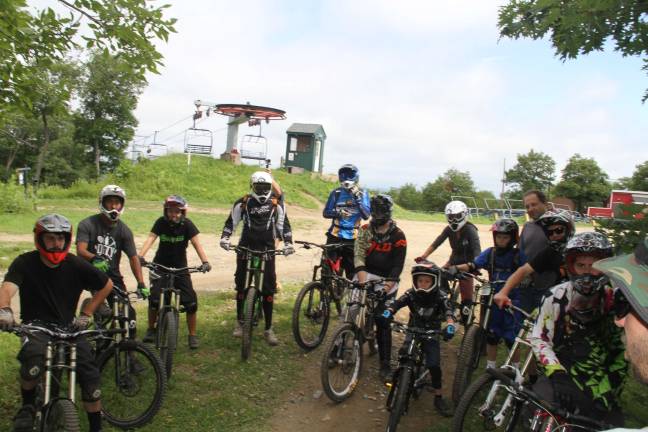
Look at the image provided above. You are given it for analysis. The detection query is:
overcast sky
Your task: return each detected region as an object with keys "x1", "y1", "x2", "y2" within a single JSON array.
[{"x1": 131, "y1": 0, "x2": 648, "y2": 195}]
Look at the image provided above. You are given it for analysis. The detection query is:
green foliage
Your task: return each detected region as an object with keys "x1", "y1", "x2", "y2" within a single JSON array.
[
  {"x1": 38, "y1": 155, "x2": 337, "y2": 209},
  {"x1": 595, "y1": 204, "x2": 648, "y2": 254},
  {"x1": 391, "y1": 182, "x2": 422, "y2": 210},
  {"x1": 0, "y1": 177, "x2": 32, "y2": 213},
  {"x1": 553, "y1": 154, "x2": 610, "y2": 212},
  {"x1": 0, "y1": 0, "x2": 177, "y2": 105},
  {"x1": 629, "y1": 160, "x2": 648, "y2": 191},
  {"x1": 504, "y1": 149, "x2": 555, "y2": 199},
  {"x1": 421, "y1": 168, "x2": 477, "y2": 212},
  {"x1": 498, "y1": 0, "x2": 648, "y2": 101}
]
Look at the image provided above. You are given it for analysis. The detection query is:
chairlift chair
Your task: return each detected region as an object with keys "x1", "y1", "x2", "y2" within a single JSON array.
[{"x1": 183, "y1": 128, "x2": 213, "y2": 155}]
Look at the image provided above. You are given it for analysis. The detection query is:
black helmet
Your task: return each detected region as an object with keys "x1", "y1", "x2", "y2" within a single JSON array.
[
  {"x1": 164, "y1": 195, "x2": 188, "y2": 224},
  {"x1": 537, "y1": 210, "x2": 575, "y2": 252},
  {"x1": 370, "y1": 194, "x2": 393, "y2": 226},
  {"x1": 490, "y1": 218, "x2": 519, "y2": 249},
  {"x1": 411, "y1": 262, "x2": 442, "y2": 293},
  {"x1": 565, "y1": 232, "x2": 613, "y2": 296}
]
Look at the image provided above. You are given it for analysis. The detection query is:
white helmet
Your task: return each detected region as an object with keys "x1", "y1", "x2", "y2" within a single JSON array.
[
  {"x1": 99, "y1": 184, "x2": 126, "y2": 221},
  {"x1": 250, "y1": 171, "x2": 273, "y2": 204},
  {"x1": 445, "y1": 200, "x2": 468, "y2": 232}
]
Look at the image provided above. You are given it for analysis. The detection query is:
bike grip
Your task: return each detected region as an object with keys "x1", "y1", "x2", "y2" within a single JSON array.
[
  {"x1": 486, "y1": 367, "x2": 514, "y2": 385},
  {"x1": 446, "y1": 324, "x2": 455, "y2": 335},
  {"x1": 382, "y1": 309, "x2": 392, "y2": 319},
  {"x1": 105, "y1": 328, "x2": 128, "y2": 336}
]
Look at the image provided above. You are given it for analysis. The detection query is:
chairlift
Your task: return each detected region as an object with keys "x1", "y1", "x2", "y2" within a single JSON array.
[
  {"x1": 183, "y1": 128, "x2": 213, "y2": 155},
  {"x1": 239, "y1": 121, "x2": 269, "y2": 165}
]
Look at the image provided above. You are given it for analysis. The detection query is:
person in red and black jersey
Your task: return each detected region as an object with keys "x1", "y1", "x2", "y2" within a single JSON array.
[{"x1": 354, "y1": 194, "x2": 407, "y2": 379}]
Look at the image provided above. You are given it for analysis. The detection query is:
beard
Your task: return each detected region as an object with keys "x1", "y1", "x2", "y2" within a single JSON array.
[{"x1": 625, "y1": 329, "x2": 648, "y2": 385}]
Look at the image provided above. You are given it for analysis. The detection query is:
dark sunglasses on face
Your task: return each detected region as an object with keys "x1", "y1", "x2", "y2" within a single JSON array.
[{"x1": 547, "y1": 227, "x2": 565, "y2": 236}]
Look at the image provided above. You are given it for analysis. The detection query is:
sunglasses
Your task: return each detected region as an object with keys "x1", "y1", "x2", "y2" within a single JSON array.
[{"x1": 547, "y1": 227, "x2": 565, "y2": 236}]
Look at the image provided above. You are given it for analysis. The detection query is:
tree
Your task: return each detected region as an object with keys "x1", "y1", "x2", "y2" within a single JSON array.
[
  {"x1": 629, "y1": 161, "x2": 648, "y2": 191},
  {"x1": 74, "y1": 51, "x2": 144, "y2": 178},
  {"x1": 504, "y1": 150, "x2": 556, "y2": 199},
  {"x1": 0, "y1": 0, "x2": 176, "y2": 106},
  {"x1": 499, "y1": 0, "x2": 648, "y2": 101},
  {"x1": 553, "y1": 154, "x2": 611, "y2": 212},
  {"x1": 421, "y1": 169, "x2": 476, "y2": 212},
  {"x1": 391, "y1": 183, "x2": 422, "y2": 210}
]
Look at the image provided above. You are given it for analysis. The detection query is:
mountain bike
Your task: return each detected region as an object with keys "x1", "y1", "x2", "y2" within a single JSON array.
[
  {"x1": 291, "y1": 240, "x2": 351, "y2": 350},
  {"x1": 484, "y1": 367, "x2": 613, "y2": 432},
  {"x1": 230, "y1": 246, "x2": 286, "y2": 361},
  {"x1": 452, "y1": 305, "x2": 537, "y2": 432},
  {"x1": 320, "y1": 277, "x2": 392, "y2": 402},
  {"x1": 82, "y1": 284, "x2": 167, "y2": 429},
  {"x1": 451, "y1": 275, "x2": 505, "y2": 405},
  {"x1": 142, "y1": 261, "x2": 205, "y2": 377},
  {"x1": 5, "y1": 323, "x2": 124, "y2": 432},
  {"x1": 384, "y1": 320, "x2": 442, "y2": 432}
]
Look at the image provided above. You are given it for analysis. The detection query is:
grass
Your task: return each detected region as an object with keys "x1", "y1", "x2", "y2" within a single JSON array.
[
  {"x1": 0, "y1": 242, "x2": 32, "y2": 271},
  {"x1": 0, "y1": 285, "x2": 308, "y2": 432}
]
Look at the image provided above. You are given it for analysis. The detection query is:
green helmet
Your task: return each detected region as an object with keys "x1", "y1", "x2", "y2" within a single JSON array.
[{"x1": 594, "y1": 236, "x2": 648, "y2": 325}]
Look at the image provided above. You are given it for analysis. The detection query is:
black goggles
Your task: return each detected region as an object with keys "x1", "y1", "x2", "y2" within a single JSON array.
[{"x1": 613, "y1": 289, "x2": 632, "y2": 320}]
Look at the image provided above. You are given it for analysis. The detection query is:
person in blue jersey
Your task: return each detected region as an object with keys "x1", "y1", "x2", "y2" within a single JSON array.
[
  {"x1": 322, "y1": 164, "x2": 371, "y2": 279},
  {"x1": 452, "y1": 218, "x2": 527, "y2": 370}
]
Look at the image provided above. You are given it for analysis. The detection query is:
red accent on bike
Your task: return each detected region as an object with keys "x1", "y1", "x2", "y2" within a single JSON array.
[{"x1": 327, "y1": 258, "x2": 342, "y2": 274}]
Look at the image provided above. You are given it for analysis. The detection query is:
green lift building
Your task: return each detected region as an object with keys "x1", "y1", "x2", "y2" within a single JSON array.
[{"x1": 284, "y1": 123, "x2": 326, "y2": 173}]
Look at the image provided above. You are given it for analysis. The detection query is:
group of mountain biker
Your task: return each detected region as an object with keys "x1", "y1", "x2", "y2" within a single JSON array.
[{"x1": 0, "y1": 162, "x2": 645, "y2": 430}]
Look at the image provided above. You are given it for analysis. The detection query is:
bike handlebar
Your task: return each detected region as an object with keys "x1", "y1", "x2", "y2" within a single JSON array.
[
  {"x1": 295, "y1": 240, "x2": 347, "y2": 251},
  {"x1": 142, "y1": 261, "x2": 205, "y2": 274},
  {"x1": 230, "y1": 245, "x2": 286, "y2": 257},
  {"x1": 485, "y1": 368, "x2": 612, "y2": 431},
  {"x1": 8, "y1": 323, "x2": 126, "y2": 340},
  {"x1": 390, "y1": 320, "x2": 442, "y2": 337}
]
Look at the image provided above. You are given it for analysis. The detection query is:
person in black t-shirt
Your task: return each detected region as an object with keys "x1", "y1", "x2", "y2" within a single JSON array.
[
  {"x1": 139, "y1": 195, "x2": 210, "y2": 349},
  {"x1": 494, "y1": 210, "x2": 575, "y2": 312},
  {"x1": 0, "y1": 214, "x2": 113, "y2": 432},
  {"x1": 355, "y1": 194, "x2": 407, "y2": 379}
]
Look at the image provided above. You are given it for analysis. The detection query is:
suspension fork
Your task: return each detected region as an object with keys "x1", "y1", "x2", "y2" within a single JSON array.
[{"x1": 44, "y1": 341, "x2": 54, "y2": 406}]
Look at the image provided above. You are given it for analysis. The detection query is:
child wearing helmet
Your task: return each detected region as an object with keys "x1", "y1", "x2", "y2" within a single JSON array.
[
  {"x1": 528, "y1": 232, "x2": 627, "y2": 426},
  {"x1": 76, "y1": 185, "x2": 147, "y2": 338},
  {"x1": 494, "y1": 210, "x2": 575, "y2": 313},
  {"x1": 355, "y1": 194, "x2": 407, "y2": 380},
  {"x1": 383, "y1": 262, "x2": 456, "y2": 416},
  {"x1": 220, "y1": 171, "x2": 294, "y2": 346},
  {"x1": 417, "y1": 200, "x2": 481, "y2": 323},
  {"x1": 0, "y1": 214, "x2": 114, "y2": 432},
  {"x1": 138, "y1": 195, "x2": 211, "y2": 349},
  {"x1": 322, "y1": 164, "x2": 371, "y2": 278},
  {"x1": 451, "y1": 218, "x2": 527, "y2": 369}
]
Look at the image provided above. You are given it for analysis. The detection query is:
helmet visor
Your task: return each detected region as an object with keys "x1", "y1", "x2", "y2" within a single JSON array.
[
  {"x1": 252, "y1": 182, "x2": 272, "y2": 196},
  {"x1": 339, "y1": 169, "x2": 357, "y2": 182}
]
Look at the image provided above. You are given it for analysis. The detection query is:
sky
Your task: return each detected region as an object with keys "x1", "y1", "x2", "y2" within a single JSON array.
[{"x1": 129, "y1": 0, "x2": 648, "y2": 195}]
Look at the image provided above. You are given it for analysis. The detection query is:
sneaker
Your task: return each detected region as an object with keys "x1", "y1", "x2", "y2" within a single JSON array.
[
  {"x1": 188, "y1": 335, "x2": 199, "y2": 350},
  {"x1": 143, "y1": 328, "x2": 156, "y2": 343},
  {"x1": 263, "y1": 328, "x2": 279, "y2": 346},
  {"x1": 434, "y1": 395, "x2": 453, "y2": 417},
  {"x1": 13, "y1": 405, "x2": 35, "y2": 432},
  {"x1": 233, "y1": 322, "x2": 243, "y2": 338}
]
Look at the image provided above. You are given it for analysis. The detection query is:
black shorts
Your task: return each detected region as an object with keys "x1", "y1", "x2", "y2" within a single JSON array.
[
  {"x1": 150, "y1": 273, "x2": 197, "y2": 311},
  {"x1": 17, "y1": 335, "x2": 101, "y2": 402}
]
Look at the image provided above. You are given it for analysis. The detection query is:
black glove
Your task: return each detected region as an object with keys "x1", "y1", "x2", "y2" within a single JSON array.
[
  {"x1": 0, "y1": 307, "x2": 14, "y2": 331},
  {"x1": 199, "y1": 261, "x2": 212, "y2": 272},
  {"x1": 446, "y1": 266, "x2": 459, "y2": 277},
  {"x1": 73, "y1": 312, "x2": 92, "y2": 330},
  {"x1": 138, "y1": 256, "x2": 147, "y2": 267},
  {"x1": 550, "y1": 371, "x2": 575, "y2": 411}
]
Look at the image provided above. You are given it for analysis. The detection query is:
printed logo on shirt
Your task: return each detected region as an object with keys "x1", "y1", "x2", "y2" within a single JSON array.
[
  {"x1": 95, "y1": 234, "x2": 117, "y2": 260},
  {"x1": 159, "y1": 234, "x2": 185, "y2": 243},
  {"x1": 248, "y1": 206, "x2": 271, "y2": 215},
  {"x1": 367, "y1": 242, "x2": 392, "y2": 254}
]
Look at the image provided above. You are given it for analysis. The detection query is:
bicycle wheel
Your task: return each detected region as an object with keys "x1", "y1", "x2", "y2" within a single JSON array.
[
  {"x1": 452, "y1": 324, "x2": 485, "y2": 405},
  {"x1": 97, "y1": 340, "x2": 167, "y2": 429},
  {"x1": 242, "y1": 288, "x2": 258, "y2": 361},
  {"x1": 158, "y1": 310, "x2": 178, "y2": 378},
  {"x1": 452, "y1": 368, "x2": 523, "y2": 432},
  {"x1": 320, "y1": 323, "x2": 363, "y2": 402},
  {"x1": 292, "y1": 281, "x2": 330, "y2": 350},
  {"x1": 386, "y1": 366, "x2": 413, "y2": 432},
  {"x1": 43, "y1": 398, "x2": 80, "y2": 432}
]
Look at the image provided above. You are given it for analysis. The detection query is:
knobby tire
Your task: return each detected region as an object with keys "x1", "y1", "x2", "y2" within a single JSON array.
[
  {"x1": 320, "y1": 323, "x2": 363, "y2": 402},
  {"x1": 452, "y1": 324, "x2": 485, "y2": 405},
  {"x1": 242, "y1": 288, "x2": 258, "y2": 361},
  {"x1": 292, "y1": 281, "x2": 330, "y2": 350},
  {"x1": 43, "y1": 398, "x2": 80, "y2": 432},
  {"x1": 386, "y1": 366, "x2": 413, "y2": 432}
]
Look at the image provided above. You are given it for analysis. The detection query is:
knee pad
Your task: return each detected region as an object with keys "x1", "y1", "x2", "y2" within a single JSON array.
[
  {"x1": 81, "y1": 384, "x2": 102, "y2": 403},
  {"x1": 184, "y1": 302, "x2": 198, "y2": 314},
  {"x1": 20, "y1": 360, "x2": 43, "y2": 382}
]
